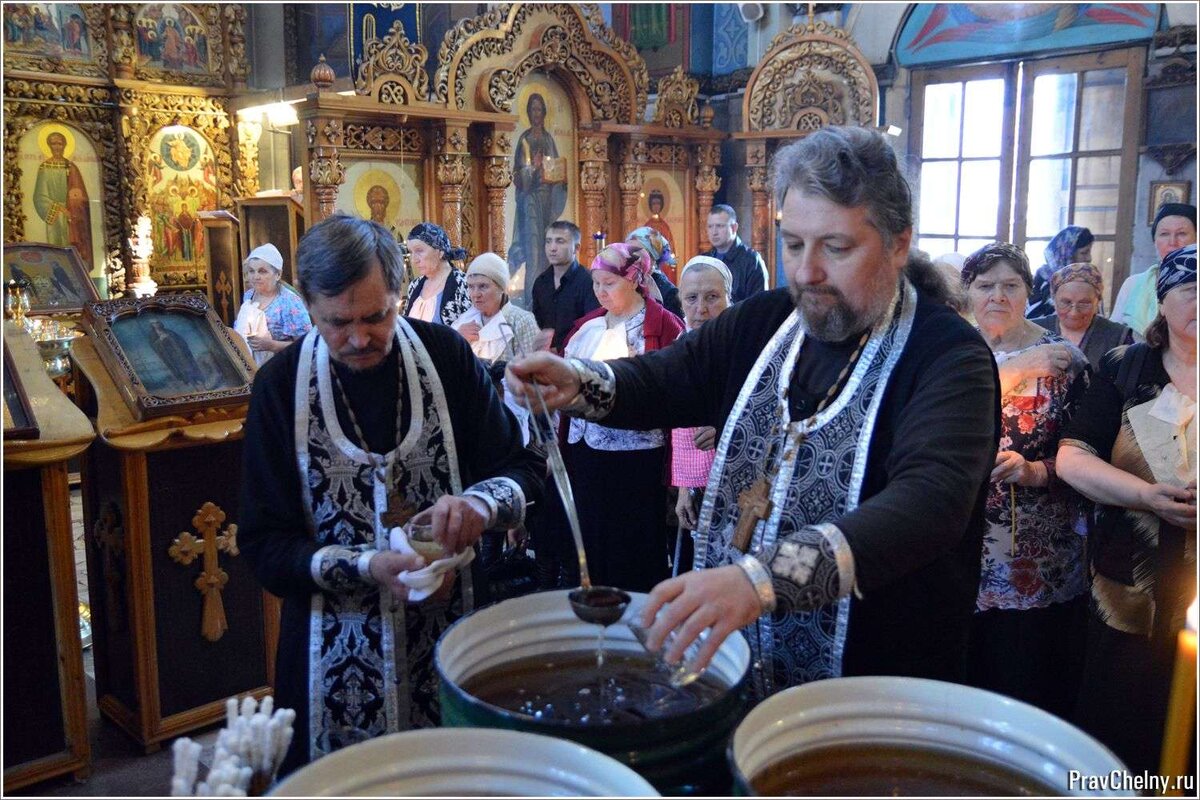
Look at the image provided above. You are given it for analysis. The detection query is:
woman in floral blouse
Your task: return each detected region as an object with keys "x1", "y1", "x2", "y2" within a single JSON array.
[{"x1": 962, "y1": 242, "x2": 1091, "y2": 718}]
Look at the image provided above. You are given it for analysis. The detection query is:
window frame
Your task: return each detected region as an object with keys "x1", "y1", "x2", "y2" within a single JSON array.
[
  {"x1": 910, "y1": 62, "x2": 1019, "y2": 253},
  {"x1": 909, "y1": 46, "x2": 1146, "y2": 306}
]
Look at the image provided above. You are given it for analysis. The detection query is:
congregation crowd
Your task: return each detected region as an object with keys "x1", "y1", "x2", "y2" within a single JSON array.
[{"x1": 233, "y1": 127, "x2": 1196, "y2": 778}]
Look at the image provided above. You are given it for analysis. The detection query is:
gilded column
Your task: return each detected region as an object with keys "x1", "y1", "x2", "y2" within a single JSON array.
[
  {"x1": 746, "y1": 141, "x2": 770, "y2": 257},
  {"x1": 224, "y1": 4, "x2": 250, "y2": 92},
  {"x1": 481, "y1": 127, "x2": 514, "y2": 260},
  {"x1": 437, "y1": 124, "x2": 470, "y2": 249},
  {"x1": 578, "y1": 133, "x2": 610, "y2": 263},
  {"x1": 618, "y1": 139, "x2": 646, "y2": 242},
  {"x1": 694, "y1": 141, "x2": 722, "y2": 237},
  {"x1": 233, "y1": 117, "x2": 262, "y2": 199},
  {"x1": 305, "y1": 59, "x2": 344, "y2": 223},
  {"x1": 108, "y1": 4, "x2": 136, "y2": 80}
]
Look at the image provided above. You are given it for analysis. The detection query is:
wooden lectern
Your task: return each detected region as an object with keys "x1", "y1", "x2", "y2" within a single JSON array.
[
  {"x1": 71, "y1": 335, "x2": 277, "y2": 752},
  {"x1": 3, "y1": 322, "x2": 95, "y2": 791}
]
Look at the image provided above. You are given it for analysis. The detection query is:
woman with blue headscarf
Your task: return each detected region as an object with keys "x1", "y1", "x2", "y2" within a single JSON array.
[
  {"x1": 1026, "y1": 225, "x2": 1094, "y2": 319},
  {"x1": 403, "y1": 222, "x2": 472, "y2": 326},
  {"x1": 1057, "y1": 243, "x2": 1197, "y2": 774}
]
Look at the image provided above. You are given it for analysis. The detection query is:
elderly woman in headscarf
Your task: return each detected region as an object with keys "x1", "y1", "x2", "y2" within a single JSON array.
[
  {"x1": 961, "y1": 242, "x2": 1092, "y2": 720},
  {"x1": 234, "y1": 242, "x2": 311, "y2": 366},
  {"x1": 1031, "y1": 262, "x2": 1134, "y2": 371},
  {"x1": 403, "y1": 222, "x2": 472, "y2": 326},
  {"x1": 625, "y1": 226, "x2": 684, "y2": 320},
  {"x1": 1058, "y1": 244, "x2": 1197, "y2": 774},
  {"x1": 452, "y1": 252, "x2": 539, "y2": 366},
  {"x1": 670, "y1": 255, "x2": 733, "y2": 574},
  {"x1": 1026, "y1": 225, "x2": 1094, "y2": 319},
  {"x1": 544, "y1": 243, "x2": 684, "y2": 592}
]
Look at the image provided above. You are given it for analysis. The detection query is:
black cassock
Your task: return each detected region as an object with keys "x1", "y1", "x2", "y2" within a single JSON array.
[{"x1": 240, "y1": 319, "x2": 543, "y2": 774}]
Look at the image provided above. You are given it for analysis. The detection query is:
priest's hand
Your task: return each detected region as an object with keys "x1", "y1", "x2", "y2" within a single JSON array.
[
  {"x1": 506, "y1": 352, "x2": 581, "y2": 411},
  {"x1": 427, "y1": 494, "x2": 491, "y2": 555},
  {"x1": 368, "y1": 551, "x2": 427, "y2": 602},
  {"x1": 637, "y1": 565, "x2": 763, "y2": 674}
]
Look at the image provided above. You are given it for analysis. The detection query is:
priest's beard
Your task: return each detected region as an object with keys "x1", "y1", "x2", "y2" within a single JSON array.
[{"x1": 791, "y1": 270, "x2": 897, "y2": 342}]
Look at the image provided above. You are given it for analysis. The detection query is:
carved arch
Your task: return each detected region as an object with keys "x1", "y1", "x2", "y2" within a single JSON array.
[
  {"x1": 742, "y1": 19, "x2": 878, "y2": 133},
  {"x1": 355, "y1": 18, "x2": 430, "y2": 104},
  {"x1": 434, "y1": 3, "x2": 648, "y2": 124}
]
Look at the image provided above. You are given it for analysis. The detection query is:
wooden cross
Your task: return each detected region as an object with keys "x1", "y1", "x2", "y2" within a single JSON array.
[
  {"x1": 380, "y1": 492, "x2": 417, "y2": 530},
  {"x1": 92, "y1": 501, "x2": 126, "y2": 630},
  {"x1": 169, "y1": 501, "x2": 239, "y2": 642},
  {"x1": 732, "y1": 477, "x2": 774, "y2": 552}
]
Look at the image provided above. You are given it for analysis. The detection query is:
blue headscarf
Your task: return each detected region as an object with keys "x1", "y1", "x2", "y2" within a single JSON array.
[
  {"x1": 407, "y1": 222, "x2": 468, "y2": 262},
  {"x1": 1157, "y1": 243, "x2": 1197, "y2": 302},
  {"x1": 1026, "y1": 225, "x2": 1094, "y2": 318},
  {"x1": 626, "y1": 226, "x2": 676, "y2": 270}
]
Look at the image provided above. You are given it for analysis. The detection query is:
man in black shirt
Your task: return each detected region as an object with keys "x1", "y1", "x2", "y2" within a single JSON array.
[
  {"x1": 531, "y1": 220, "x2": 600, "y2": 352},
  {"x1": 704, "y1": 203, "x2": 769, "y2": 303}
]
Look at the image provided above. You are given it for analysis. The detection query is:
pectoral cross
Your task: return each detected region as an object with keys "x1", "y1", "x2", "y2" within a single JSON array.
[
  {"x1": 732, "y1": 477, "x2": 773, "y2": 552},
  {"x1": 380, "y1": 492, "x2": 417, "y2": 529}
]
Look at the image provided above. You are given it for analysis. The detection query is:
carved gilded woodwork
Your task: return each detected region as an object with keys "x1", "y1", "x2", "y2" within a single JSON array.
[
  {"x1": 168, "y1": 501, "x2": 239, "y2": 643},
  {"x1": 577, "y1": 131, "x2": 610, "y2": 261},
  {"x1": 744, "y1": 19, "x2": 878, "y2": 133},
  {"x1": 653, "y1": 66, "x2": 700, "y2": 129},
  {"x1": 434, "y1": 3, "x2": 648, "y2": 124},
  {"x1": 109, "y1": 4, "x2": 137, "y2": 79},
  {"x1": 435, "y1": 126, "x2": 470, "y2": 252},
  {"x1": 2, "y1": 4, "x2": 110, "y2": 80},
  {"x1": 3, "y1": 79, "x2": 127, "y2": 289},
  {"x1": 308, "y1": 148, "x2": 345, "y2": 222},
  {"x1": 694, "y1": 141, "x2": 722, "y2": 230},
  {"x1": 643, "y1": 143, "x2": 690, "y2": 167},
  {"x1": 747, "y1": 165, "x2": 771, "y2": 257},
  {"x1": 617, "y1": 144, "x2": 643, "y2": 242},
  {"x1": 234, "y1": 117, "x2": 262, "y2": 198},
  {"x1": 355, "y1": 19, "x2": 430, "y2": 104},
  {"x1": 342, "y1": 124, "x2": 426, "y2": 154},
  {"x1": 482, "y1": 131, "x2": 514, "y2": 258},
  {"x1": 223, "y1": 4, "x2": 250, "y2": 91}
]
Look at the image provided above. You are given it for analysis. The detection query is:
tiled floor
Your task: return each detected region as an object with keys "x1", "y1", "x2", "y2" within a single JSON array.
[{"x1": 16, "y1": 486, "x2": 222, "y2": 797}]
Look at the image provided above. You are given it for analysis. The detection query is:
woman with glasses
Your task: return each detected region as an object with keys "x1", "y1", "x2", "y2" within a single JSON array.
[
  {"x1": 1026, "y1": 225, "x2": 1094, "y2": 319},
  {"x1": 1031, "y1": 263, "x2": 1133, "y2": 372},
  {"x1": 961, "y1": 242, "x2": 1092, "y2": 719},
  {"x1": 542, "y1": 243, "x2": 684, "y2": 592}
]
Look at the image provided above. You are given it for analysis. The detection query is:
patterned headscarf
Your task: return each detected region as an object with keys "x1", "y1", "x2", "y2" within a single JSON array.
[
  {"x1": 625, "y1": 226, "x2": 677, "y2": 269},
  {"x1": 406, "y1": 222, "x2": 468, "y2": 262},
  {"x1": 1050, "y1": 262, "x2": 1103, "y2": 297},
  {"x1": 592, "y1": 242, "x2": 652, "y2": 288},
  {"x1": 1043, "y1": 226, "x2": 1094, "y2": 273},
  {"x1": 961, "y1": 242, "x2": 1032, "y2": 290},
  {"x1": 1157, "y1": 243, "x2": 1197, "y2": 302}
]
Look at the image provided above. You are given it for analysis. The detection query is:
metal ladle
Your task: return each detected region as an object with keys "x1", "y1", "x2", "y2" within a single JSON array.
[{"x1": 504, "y1": 331, "x2": 631, "y2": 628}]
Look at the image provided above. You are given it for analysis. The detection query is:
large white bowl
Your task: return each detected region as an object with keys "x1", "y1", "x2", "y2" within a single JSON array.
[
  {"x1": 731, "y1": 676, "x2": 1128, "y2": 796},
  {"x1": 271, "y1": 727, "x2": 659, "y2": 796}
]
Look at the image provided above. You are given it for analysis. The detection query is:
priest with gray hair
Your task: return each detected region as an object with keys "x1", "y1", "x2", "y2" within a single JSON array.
[{"x1": 508, "y1": 125, "x2": 1000, "y2": 700}]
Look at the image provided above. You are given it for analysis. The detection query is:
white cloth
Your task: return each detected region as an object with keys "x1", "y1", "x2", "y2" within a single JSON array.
[
  {"x1": 565, "y1": 310, "x2": 664, "y2": 451},
  {"x1": 1129, "y1": 383, "x2": 1197, "y2": 487},
  {"x1": 233, "y1": 300, "x2": 271, "y2": 367},
  {"x1": 451, "y1": 307, "x2": 510, "y2": 362},
  {"x1": 388, "y1": 525, "x2": 476, "y2": 602}
]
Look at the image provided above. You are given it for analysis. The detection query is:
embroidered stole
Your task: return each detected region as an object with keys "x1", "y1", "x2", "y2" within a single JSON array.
[
  {"x1": 695, "y1": 280, "x2": 917, "y2": 699},
  {"x1": 294, "y1": 318, "x2": 469, "y2": 761}
]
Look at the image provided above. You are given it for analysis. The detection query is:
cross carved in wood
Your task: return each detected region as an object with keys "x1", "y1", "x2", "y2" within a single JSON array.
[
  {"x1": 92, "y1": 500, "x2": 127, "y2": 631},
  {"x1": 732, "y1": 477, "x2": 774, "y2": 552},
  {"x1": 168, "y1": 501, "x2": 239, "y2": 642}
]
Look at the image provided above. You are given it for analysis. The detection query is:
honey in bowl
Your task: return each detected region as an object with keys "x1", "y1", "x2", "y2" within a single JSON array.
[{"x1": 750, "y1": 742, "x2": 1061, "y2": 796}]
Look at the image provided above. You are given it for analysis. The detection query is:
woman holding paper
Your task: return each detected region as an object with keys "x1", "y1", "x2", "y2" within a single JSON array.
[{"x1": 1059, "y1": 243, "x2": 1197, "y2": 775}]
